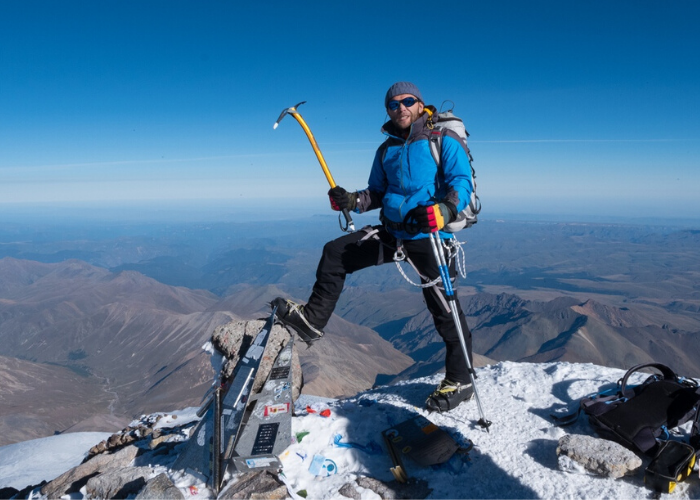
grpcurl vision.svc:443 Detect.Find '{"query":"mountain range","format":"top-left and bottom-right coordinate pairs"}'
top-left (383, 292), bottom-right (700, 383)
top-left (0, 258), bottom-right (413, 445)
top-left (1, 218), bottom-right (699, 446)
top-left (2, 253), bottom-right (698, 446)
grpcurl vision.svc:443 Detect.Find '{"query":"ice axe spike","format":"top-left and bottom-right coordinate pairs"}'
top-left (273, 101), bottom-right (355, 233)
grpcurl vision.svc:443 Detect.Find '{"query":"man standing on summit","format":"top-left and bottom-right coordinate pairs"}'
top-left (272, 82), bottom-right (475, 413)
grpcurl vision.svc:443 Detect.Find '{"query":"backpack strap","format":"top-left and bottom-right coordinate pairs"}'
top-left (428, 129), bottom-right (443, 168)
top-left (619, 363), bottom-right (678, 399)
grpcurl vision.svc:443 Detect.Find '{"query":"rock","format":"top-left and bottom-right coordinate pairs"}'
top-left (15, 481), bottom-right (47, 499)
top-left (0, 487), bottom-right (18, 499)
top-left (136, 472), bottom-right (184, 500)
top-left (150, 433), bottom-right (179, 450)
top-left (219, 470), bottom-right (288, 499)
top-left (41, 444), bottom-right (140, 497)
top-left (107, 433), bottom-right (123, 447)
top-left (85, 466), bottom-right (153, 499)
top-left (87, 414), bottom-right (180, 459)
top-left (212, 321), bottom-right (302, 401)
top-left (557, 434), bottom-right (642, 478)
top-left (338, 482), bottom-right (361, 499)
top-left (355, 476), bottom-right (432, 500)
top-left (89, 440), bottom-right (108, 455)
top-left (0, 481), bottom-right (47, 500)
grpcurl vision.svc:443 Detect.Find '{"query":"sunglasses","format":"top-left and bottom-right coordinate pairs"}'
top-left (387, 97), bottom-right (420, 111)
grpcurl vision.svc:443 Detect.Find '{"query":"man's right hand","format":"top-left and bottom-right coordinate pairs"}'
top-left (408, 203), bottom-right (451, 233)
top-left (328, 186), bottom-right (357, 212)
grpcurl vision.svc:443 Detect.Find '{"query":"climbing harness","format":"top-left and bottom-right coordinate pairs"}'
top-left (393, 236), bottom-right (468, 289)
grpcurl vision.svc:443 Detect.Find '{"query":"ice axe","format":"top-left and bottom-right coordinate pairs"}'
top-left (274, 101), bottom-right (355, 233)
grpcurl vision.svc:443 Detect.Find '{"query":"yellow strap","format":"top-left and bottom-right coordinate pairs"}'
top-left (433, 204), bottom-right (446, 231)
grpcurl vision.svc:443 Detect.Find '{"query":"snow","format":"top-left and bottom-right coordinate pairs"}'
top-left (0, 432), bottom-right (111, 490)
top-left (151, 407), bottom-right (201, 431)
top-left (1, 361), bottom-right (698, 499)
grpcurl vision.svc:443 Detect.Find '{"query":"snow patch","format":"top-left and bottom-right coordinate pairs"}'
top-left (2, 362), bottom-right (699, 499)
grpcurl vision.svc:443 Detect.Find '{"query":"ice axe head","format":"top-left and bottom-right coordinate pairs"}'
top-left (273, 101), bottom-right (306, 129)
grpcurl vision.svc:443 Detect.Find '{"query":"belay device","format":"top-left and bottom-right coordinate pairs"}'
top-left (171, 307), bottom-right (295, 494)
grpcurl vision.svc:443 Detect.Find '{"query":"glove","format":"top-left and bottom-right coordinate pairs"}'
top-left (410, 203), bottom-right (453, 233)
top-left (328, 186), bottom-right (357, 212)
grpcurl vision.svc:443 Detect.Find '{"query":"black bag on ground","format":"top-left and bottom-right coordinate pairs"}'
top-left (644, 440), bottom-right (697, 493)
top-left (580, 363), bottom-right (700, 456)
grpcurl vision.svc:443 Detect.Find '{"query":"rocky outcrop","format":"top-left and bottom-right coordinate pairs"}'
top-left (87, 413), bottom-right (186, 459)
top-left (212, 320), bottom-right (302, 401)
top-left (136, 473), bottom-right (184, 500)
top-left (41, 444), bottom-right (140, 498)
top-left (85, 466), bottom-right (154, 499)
top-left (218, 470), bottom-right (289, 499)
top-left (86, 318), bottom-right (302, 463)
top-left (338, 476), bottom-right (432, 499)
top-left (37, 319), bottom-right (306, 500)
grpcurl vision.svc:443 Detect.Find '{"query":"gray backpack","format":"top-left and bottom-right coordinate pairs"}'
top-left (426, 107), bottom-right (481, 232)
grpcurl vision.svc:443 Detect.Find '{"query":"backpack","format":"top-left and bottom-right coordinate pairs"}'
top-left (579, 363), bottom-right (700, 456)
top-left (425, 106), bottom-right (481, 232)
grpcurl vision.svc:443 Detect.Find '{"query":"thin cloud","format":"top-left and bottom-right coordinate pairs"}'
top-left (0, 153), bottom-right (295, 172)
top-left (473, 139), bottom-right (693, 143)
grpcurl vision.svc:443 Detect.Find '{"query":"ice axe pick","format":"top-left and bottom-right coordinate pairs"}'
top-left (274, 101), bottom-right (355, 233)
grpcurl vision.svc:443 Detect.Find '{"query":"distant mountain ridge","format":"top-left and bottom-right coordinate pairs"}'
top-left (0, 258), bottom-right (233, 444)
top-left (0, 258), bottom-right (413, 444)
top-left (381, 292), bottom-right (700, 383)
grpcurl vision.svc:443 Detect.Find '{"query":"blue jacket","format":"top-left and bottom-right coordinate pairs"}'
top-left (356, 111), bottom-right (474, 240)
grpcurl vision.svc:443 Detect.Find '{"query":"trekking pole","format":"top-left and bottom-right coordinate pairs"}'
top-left (428, 231), bottom-right (492, 431)
top-left (274, 101), bottom-right (355, 233)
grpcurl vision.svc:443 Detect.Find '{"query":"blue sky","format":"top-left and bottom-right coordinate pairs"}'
top-left (1, 1), bottom-right (699, 221)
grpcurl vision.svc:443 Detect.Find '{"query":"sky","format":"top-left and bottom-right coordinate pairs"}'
top-left (1, 1), bottom-right (699, 221)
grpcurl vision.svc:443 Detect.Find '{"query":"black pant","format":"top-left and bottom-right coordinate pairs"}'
top-left (303, 225), bottom-right (473, 384)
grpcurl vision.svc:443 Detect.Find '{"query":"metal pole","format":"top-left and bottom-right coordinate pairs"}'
top-left (429, 232), bottom-right (492, 431)
top-left (212, 386), bottom-right (222, 493)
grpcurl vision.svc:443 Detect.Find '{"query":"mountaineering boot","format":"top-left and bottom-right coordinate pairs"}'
top-left (271, 297), bottom-right (325, 346)
top-left (425, 379), bottom-right (474, 413)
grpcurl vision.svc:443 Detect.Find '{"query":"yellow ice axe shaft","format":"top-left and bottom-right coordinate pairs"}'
top-left (274, 101), bottom-right (355, 232)
top-left (290, 110), bottom-right (336, 187)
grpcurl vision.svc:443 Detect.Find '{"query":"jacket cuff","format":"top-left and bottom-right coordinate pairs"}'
top-left (439, 201), bottom-right (458, 223)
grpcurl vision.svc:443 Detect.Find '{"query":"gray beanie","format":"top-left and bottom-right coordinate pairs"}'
top-left (384, 82), bottom-right (423, 107)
